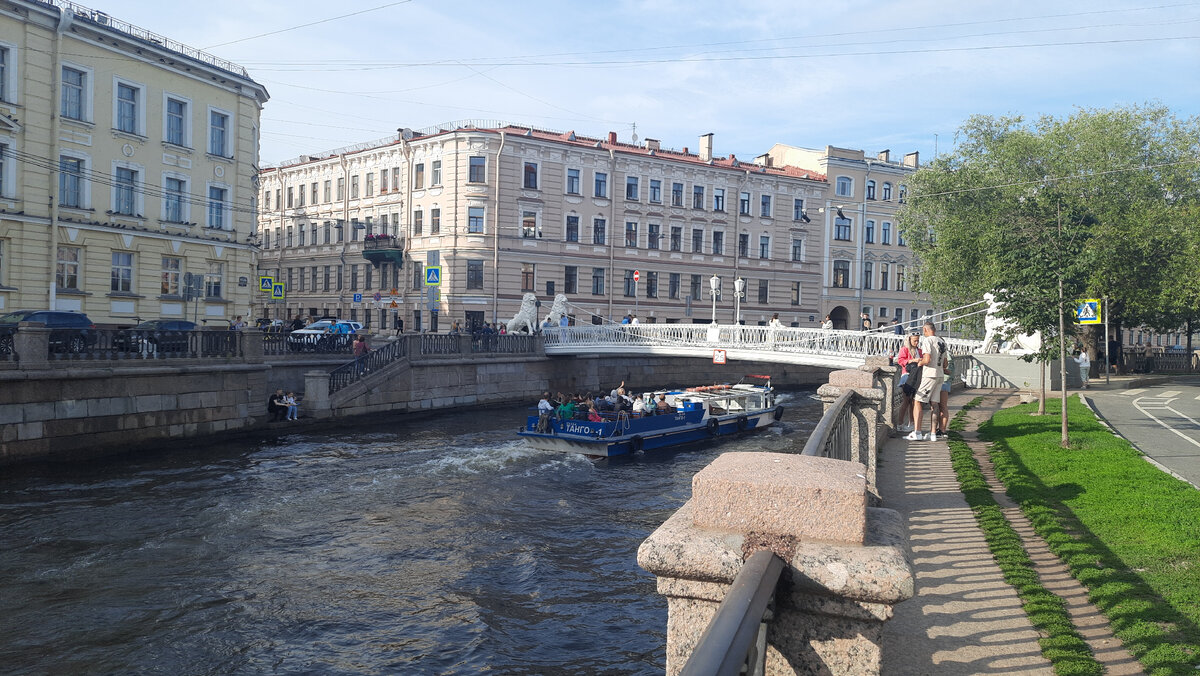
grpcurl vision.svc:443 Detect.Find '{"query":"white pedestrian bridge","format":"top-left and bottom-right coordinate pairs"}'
top-left (541, 324), bottom-right (983, 369)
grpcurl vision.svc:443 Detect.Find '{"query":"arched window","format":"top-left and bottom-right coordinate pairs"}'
top-left (835, 176), bottom-right (853, 197)
top-left (882, 182), bottom-right (893, 200)
top-left (865, 180), bottom-right (876, 200)
top-left (898, 184), bottom-right (907, 203)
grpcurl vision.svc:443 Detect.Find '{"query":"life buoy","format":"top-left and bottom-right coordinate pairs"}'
top-left (706, 418), bottom-right (720, 435)
top-left (736, 416), bottom-right (749, 431)
top-left (630, 435), bottom-right (644, 452)
top-left (773, 406), bottom-right (784, 421)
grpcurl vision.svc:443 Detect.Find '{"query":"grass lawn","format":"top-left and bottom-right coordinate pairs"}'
top-left (980, 395), bottom-right (1200, 676)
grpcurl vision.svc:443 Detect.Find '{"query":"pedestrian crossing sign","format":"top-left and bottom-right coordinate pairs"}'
top-left (259, 276), bottom-right (274, 292)
top-left (1075, 299), bottom-right (1101, 325)
top-left (271, 283), bottom-right (285, 300)
top-left (425, 266), bottom-right (441, 286)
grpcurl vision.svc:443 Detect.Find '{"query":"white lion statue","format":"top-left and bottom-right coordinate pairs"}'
top-left (543, 294), bottom-right (570, 327)
top-left (978, 291), bottom-right (1043, 355)
top-left (506, 293), bottom-right (539, 334)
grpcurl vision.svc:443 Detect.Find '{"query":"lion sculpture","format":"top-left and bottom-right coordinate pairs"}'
top-left (978, 291), bottom-right (1043, 355)
top-left (543, 294), bottom-right (570, 327)
top-left (506, 292), bottom-right (539, 334)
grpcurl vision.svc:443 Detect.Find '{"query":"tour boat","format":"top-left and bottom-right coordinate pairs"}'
top-left (518, 376), bottom-right (783, 457)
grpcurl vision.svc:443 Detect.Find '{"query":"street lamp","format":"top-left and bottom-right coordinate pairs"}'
top-left (709, 274), bottom-right (721, 325)
top-left (733, 277), bottom-right (745, 325)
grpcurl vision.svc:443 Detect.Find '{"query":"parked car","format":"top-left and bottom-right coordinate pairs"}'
top-left (0, 309), bottom-right (97, 354)
top-left (256, 318), bottom-right (286, 332)
top-left (115, 319), bottom-right (197, 354)
top-left (287, 320), bottom-right (364, 352)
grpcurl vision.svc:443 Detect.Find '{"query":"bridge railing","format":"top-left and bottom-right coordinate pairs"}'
top-left (801, 390), bottom-right (855, 460)
top-left (328, 337), bottom-right (409, 395)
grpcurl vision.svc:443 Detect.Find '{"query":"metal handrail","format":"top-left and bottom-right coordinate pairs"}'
top-left (801, 390), bottom-right (854, 460)
top-left (680, 550), bottom-right (786, 676)
top-left (328, 338), bottom-right (408, 395)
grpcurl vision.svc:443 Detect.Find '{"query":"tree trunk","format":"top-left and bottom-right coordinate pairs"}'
top-left (1058, 205), bottom-right (1069, 449)
top-left (1188, 318), bottom-right (1195, 373)
top-left (1038, 359), bottom-right (1046, 415)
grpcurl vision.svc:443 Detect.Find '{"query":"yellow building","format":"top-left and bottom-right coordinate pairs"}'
top-left (0, 0), bottom-right (267, 326)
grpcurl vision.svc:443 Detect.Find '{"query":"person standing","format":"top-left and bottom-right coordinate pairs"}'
top-left (861, 314), bottom-right (872, 331)
top-left (906, 323), bottom-right (945, 442)
top-left (821, 315), bottom-right (834, 330)
top-left (895, 334), bottom-right (921, 433)
top-left (231, 315), bottom-right (247, 331)
top-left (537, 392), bottom-right (554, 432)
top-left (769, 313), bottom-right (783, 328)
top-left (1073, 349), bottom-right (1091, 389)
top-left (891, 318), bottom-right (903, 335)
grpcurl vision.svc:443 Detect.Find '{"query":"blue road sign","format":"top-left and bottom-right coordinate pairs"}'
top-left (425, 266), bottom-right (441, 286)
top-left (271, 283), bottom-right (285, 300)
top-left (353, 293), bottom-right (362, 303)
top-left (259, 276), bottom-right (274, 291)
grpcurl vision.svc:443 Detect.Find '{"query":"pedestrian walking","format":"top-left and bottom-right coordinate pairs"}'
top-left (1073, 349), bottom-right (1091, 388)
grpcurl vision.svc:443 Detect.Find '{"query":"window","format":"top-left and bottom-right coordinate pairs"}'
top-left (323, 265), bottom-right (331, 292)
top-left (669, 273), bottom-right (680, 299)
top-left (430, 208), bottom-right (440, 235)
top-left (692, 185), bottom-right (704, 209)
top-left (865, 220), bottom-right (875, 244)
top-left (207, 186), bottom-right (227, 229)
top-left (286, 226), bottom-right (293, 247)
top-left (566, 168), bottom-right (580, 194)
top-left (759, 235), bottom-right (770, 259)
top-left (691, 228), bottom-right (704, 253)
top-left (647, 223), bottom-right (660, 250)
top-left (833, 260), bottom-right (850, 288)
top-left (365, 172), bottom-right (374, 197)
top-left (520, 263), bottom-right (535, 292)
top-left (594, 172), bottom-right (607, 197)
top-left (565, 215), bottom-right (579, 242)
top-left (110, 252), bottom-right (133, 293)
top-left (468, 206), bottom-right (484, 233)
top-left (286, 187), bottom-right (294, 208)
top-left (431, 160), bottom-right (442, 186)
top-left (524, 162), bottom-right (539, 189)
top-left (323, 180), bottom-right (332, 203)
top-left (645, 271), bottom-right (658, 298)
top-left (263, 230), bottom-right (270, 249)
top-left (882, 182), bottom-right (893, 200)
top-left (164, 176), bottom-right (185, 222)
top-left (835, 176), bottom-right (852, 197)
top-left (624, 221), bottom-right (638, 248)
top-left (0, 47), bottom-right (8, 102)
top-left (61, 67), bottom-right (86, 120)
top-left (165, 97), bottom-right (187, 146)
top-left (712, 231), bottom-right (724, 255)
top-left (791, 281), bottom-right (801, 306)
top-left (898, 229), bottom-right (906, 247)
top-left (882, 222), bottom-right (892, 245)
top-left (895, 265), bottom-right (907, 292)
top-left (592, 267), bottom-right (605, 295)
top-left (412, 210), bottom-right (423, 235)
top-left (408, 263), bottom-right (418, 290)
top-left (469, 156), bottom-right (486, 183)
top-left (593, 218), bottom-right (606, 245)
top-left (649, 179), bottom-right (661, 203)
top-left (205, 262), bottom-right (223, 298)
top-left (713, 188), bottom-right (725, 212)
top-left (57, 245), bottom-right (80, 289)
top-left (311, 182), bottom-right (318, 204)
top-left (546, 281), bottom-right (555, 297)
top-left (757, 280), bottom-right (768, 304)
top-left (564, 266), bottom-right (577, 294)
top-left (623, 269), bottom-right (636, 297)
top-left (114, 167), bottom-right (137, 215)
top-left (323, 221), bottom-right (331, 244)
top-left (670, 226), bottom-right (682, 251)
top-left (60, 157), bottom-right (84, 208)
top-left (161, 256), bottom-right (181, 295)
top-left (116, 82), bottom-right (139, 134)
top-left (791, 238), bottom-right (804, 262)
top-left (898, 185), bottom-right (907, 203)
top-left (296, 184), bottom-right (305, 207)
top-left (738, 233), bottom-right (749, 258)
top-left (880, 263), bottom-right (890, 291)
top-left (911, 308), bottom-right (920, 323)
top-left (862, 261), bottom-right (873, 289)
top-left (337, 177), bottom-right (345, 201)
top-left (208, 110), bottom-right (229, 156)
top-left (760, 194), bottom-right (772, 218)
top-left (351, 175), bottom-right (360, 199)
top-left (380, 170), bottom-right (388, 193)
top-left (834, 217), bottom-right (852, 241)
top-left (523, 211), bottom-right (541, 238)
top-left (625, 175), bottom-right (639, 200)
top-left (739, 191), bottom-right (751, 215)
top-left (413, 164), bottom-right (424, 190)
top-left (671, 182), bottom-right (683, 207)
top-left (793, 198), bottom-right (805, 220)
top-left (865, 180), bottom-right (876, 200)
top-left (349, 264), bottom-right (359, 291)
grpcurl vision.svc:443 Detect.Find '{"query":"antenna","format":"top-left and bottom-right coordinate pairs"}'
top-left (630, 122), bottom-right (638, 144)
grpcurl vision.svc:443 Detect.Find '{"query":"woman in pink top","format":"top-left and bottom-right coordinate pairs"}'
top-left (896, 334), bottom-right (921, 432)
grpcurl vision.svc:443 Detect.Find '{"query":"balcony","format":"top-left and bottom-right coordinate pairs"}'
top-left (362, 235), bottom-right (404, 267)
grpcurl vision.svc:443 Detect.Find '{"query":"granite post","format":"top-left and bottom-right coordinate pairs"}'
top-left (14, 322), bottom-right (50, 370)
top-left (303, 370), bottom-right (332, 418)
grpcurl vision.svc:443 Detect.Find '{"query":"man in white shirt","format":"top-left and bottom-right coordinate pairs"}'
top-left (906, 322), bottom-right (945, 442)
top-left (537, 392), bottom-right (554, 432)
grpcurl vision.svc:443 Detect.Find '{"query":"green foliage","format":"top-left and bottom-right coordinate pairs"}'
top-left (981, 396), bottom-right (1200, 675)
top-left (899, 104), bottom-right (1200, 339)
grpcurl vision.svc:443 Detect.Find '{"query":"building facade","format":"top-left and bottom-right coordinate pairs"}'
top-left (0, 1), bottom-right (267, 325)
top-left (257, 124), bottom-right (831, 331)
top-left (757, 145), bottom-right (927, 331)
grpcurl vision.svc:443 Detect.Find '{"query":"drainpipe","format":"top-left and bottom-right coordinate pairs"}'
top-left (732, 169), bottom-right (750, 316)
top-left (491, 131), bottom-right (505, 324)
top-left (606, 146), bottom-right (616, 320)
top-left (451, 133), bottom-right (460, 323)
top-left (400, 135), bottom-right (412, 315)
top-left (856, 164), bottom-right (870, 323)
top-left (47, 7), bottom-right (72, 310)
top-left (339, 154), bottom-right (350, 321)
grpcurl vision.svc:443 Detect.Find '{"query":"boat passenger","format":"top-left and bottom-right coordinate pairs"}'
top-left (632, 396), bottom-right (647, 415)
top-left (537, 392), bottom-right (554, 432)
top-left (587, 406), bottom-right (603, 422)
top-left (656, 394), bottom-right (672, 413)
top-left (556, 397), bottom-right (576, 420)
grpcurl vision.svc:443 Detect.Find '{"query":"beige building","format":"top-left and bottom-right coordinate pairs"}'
top-left (0, 1), bottom-right (267, 325)
top-left (257, 123), bottom-right (830, 331)
top-left (757, 145), bottom-right (927, 331)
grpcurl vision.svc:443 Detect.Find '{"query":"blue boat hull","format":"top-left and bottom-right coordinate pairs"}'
top-left (518, 407), bottom-right (782, 457)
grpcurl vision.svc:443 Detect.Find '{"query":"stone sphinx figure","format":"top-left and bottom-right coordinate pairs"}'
top-left (978, 291), bottom-right (1042, 355)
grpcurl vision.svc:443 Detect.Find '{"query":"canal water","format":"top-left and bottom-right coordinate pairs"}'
top-left (0, 391), bottom-right (821, 675)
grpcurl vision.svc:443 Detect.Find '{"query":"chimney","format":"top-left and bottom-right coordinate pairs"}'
top-left (608, 131), bottom-right (618, 144)
top-left (682, 147), bottom-right (689, 155)
top-left (877, 149), bottom-right (891, 162)
top-left (902, 151), bottom-right (920, 168)
top-left (699, 133), bottom-right (714, 162)
top-left (645, 138), bottom-right (660, 151)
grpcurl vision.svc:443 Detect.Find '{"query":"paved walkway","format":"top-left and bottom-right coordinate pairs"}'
top-left (879, 390), bottom-right (1143, 675)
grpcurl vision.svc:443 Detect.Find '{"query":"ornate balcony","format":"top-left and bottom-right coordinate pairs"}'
top-left (362, 235), bottom-right (404, 267)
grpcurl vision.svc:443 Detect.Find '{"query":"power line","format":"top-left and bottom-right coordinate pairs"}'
top-left (202, 0), bottom-right (416, 49)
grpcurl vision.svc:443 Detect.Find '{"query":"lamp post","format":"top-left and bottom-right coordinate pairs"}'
top-left (733, 277), bottom-right (745, 325)
top-left (709, 274), bottom-right (720, 325)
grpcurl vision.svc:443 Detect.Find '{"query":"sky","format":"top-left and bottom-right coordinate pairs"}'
top-left (84, 0), bottom-right (1200, 167)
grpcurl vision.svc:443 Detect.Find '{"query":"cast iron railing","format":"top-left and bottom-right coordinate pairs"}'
top-left (328, 338), bottom-right (410, 395)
